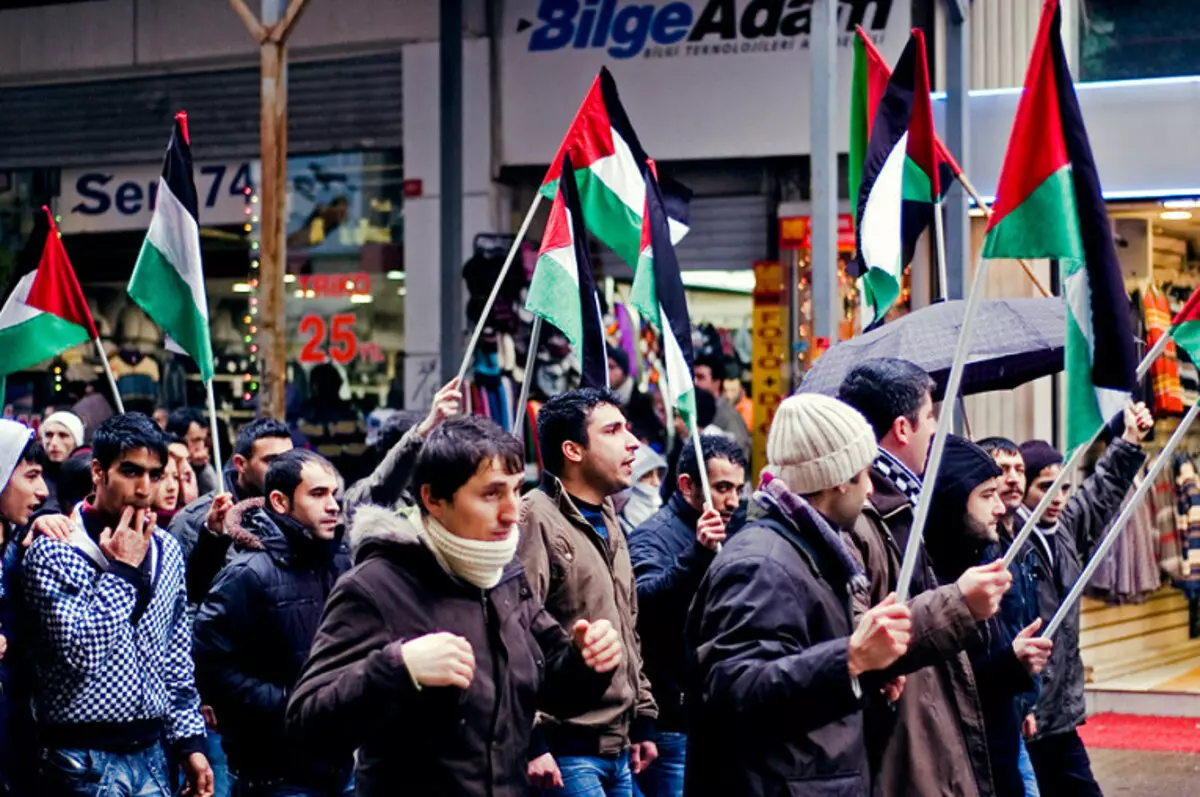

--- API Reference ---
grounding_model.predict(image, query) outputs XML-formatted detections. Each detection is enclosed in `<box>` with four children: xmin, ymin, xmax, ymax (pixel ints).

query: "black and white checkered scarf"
<box><xmin>873</xmin><ymin>449</ymin><xmax>923</xmax><ymax>506</ymax></box>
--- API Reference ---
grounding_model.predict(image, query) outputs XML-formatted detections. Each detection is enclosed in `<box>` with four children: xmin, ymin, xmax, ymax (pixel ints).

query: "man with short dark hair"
<box><xmin>1016</xmin><ymin>404</ymin><xmax>1152</xmax><ymax>797</ymax></box>
<box><xmin>194</xmin><ymin>449</ymin><xmax>351</xmax><ymax>796</ymax></box>
<box><xmin>170</xmin><ymin>417</ymin><xmax>294</xmax><ymax>604</ymax></box>
<box><xmin>692</xmin><ymin>356</ymin><xmax>750</xmax><ymax>456</ymax></box>
<box><xmin>24</xmin><ymin>412</ymin><xmax>212</xmax><ymax>797</ymax></box>
<box><xmin>839</xmin><ymin>358</ymin><xmax>1012</xmax><ymax>797</ymax></box>
<box><xmin>519</xmin><ymin>388</ymin><xmax>659</xmax><ymax>796</ymax></box>
<box><xmin>287</xmin><ymin>416</ymin><xmax>620</xmax><ymax>795</ymax></box>
<box><xmin>628</xmin><ymin>435</ymin><xmax>746</xmax><ymax>797</ymax></box>
<box><xmin>168</xmin><ymin>408</ymin><xmax>218</xmax><ymax>496</ymax></box>
<box><xmin>607</xmin><ymin>349</ymin><xmax>663</xmax><ymax>447</ymax></box>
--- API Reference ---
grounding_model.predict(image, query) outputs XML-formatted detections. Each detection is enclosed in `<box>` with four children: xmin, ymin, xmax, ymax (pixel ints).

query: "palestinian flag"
<box><xmin>128</xmin><ymin>112</ymin><xmax>215</xmax><ymax>381</ymax></box>
<box><xmin>526</xmin><ymin>153</ymin><xmax>609</xmax><ymax>388</ymax></box>
<box><xmin>630</xmin><ymin>161</ymin><xmax>697</xmax><ymax>427</ymax></box>
<box><xmin>982</xmin><ymin>0</ymin><xmax>1135</xmax><ymax>453</ymax></box>
<box><xmin>541</xmin><ymin>67</ymin><xmax>688</xmax><ymax>268</ymax></box>
<box><xmin>0</xmin><ymin>207</ymin><xmax>97</xmax><ymax>379</ymax></box>
<box><xmin>853</xmin><ymin>31</ymin><xmax>952</xmax><ymax>328</ymax></box>
<box><xmin>1171</xmin><ymin>289</ymin><xmax>1200</xmax><ymax>363</ymax></box>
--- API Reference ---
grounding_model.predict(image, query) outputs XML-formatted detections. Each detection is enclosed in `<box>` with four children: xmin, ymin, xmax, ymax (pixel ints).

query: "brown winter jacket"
<box><xmin>518</xmin><ymin>475</ymin><xmax>657</xmax><ymax>755</ymax></box>
<box><xmin>845</xmin><ymin>470</ymin><xmax>993</xmax><ymax>797</ymax></box>
<box><xmin>284</xmin><ymin>505</ymin><xmax>612</xmax><ymax>797</ymax></box>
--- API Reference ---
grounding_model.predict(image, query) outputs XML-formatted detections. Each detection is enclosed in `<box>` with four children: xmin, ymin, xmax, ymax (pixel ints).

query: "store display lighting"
<box><xmin>1162</xmin><ymin>199</ymin><xmax>1200</xmax><ymax>210</ymax></box>
<box><xmin>1160</xmin><ymin>210</ymin><xmax>1193</xmax><ymax>220</ymax></box>
<box><xmin>283</xmin><ymin>274</ymin><xmax>296</xmax><ymax>283</ymax></box>
<box><xmin>397</xmin><ymin>287</ymin><xmax>407</xmax><ymax>296</ymax></box>
<box><xmin>350</xmin><ymin>293</ymin><xmax>373</xmax><ymax>304</ymax></box>
<box><xmin>386</xmin><ymin>270</ymin><xmax>405</xmax><ymax>281</ymax></box>
<box><xmin>232</xmin><ymin>283</ymin><xmax>253</xmax><ymax>293</ymax></box>
<box><xmin>242</xmin><ymin>189</ymin><xmax>261</xmax><ymax>405</ymax></box>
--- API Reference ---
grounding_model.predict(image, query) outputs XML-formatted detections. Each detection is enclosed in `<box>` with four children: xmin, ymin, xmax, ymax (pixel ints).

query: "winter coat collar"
<box><xmin>538</xmin><ymin>473</ymin><xmax>620</xmax><ymax>541</ymax></box>
<box><xmin>225</xmin><ymin>497</ymin><xmax>342</xmax><ymax>569</ymax></box>
<box><xmin>666</xmin><ymin>492</ymin><xmax>701</xmax><ymax>528</ymax></box>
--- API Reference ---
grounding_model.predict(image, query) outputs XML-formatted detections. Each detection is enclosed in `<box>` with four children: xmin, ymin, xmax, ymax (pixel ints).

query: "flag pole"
<box><xmin>953</xmin><ymin>171</ymin><xmax>1050</xmax><ymax>299</ymax></box>
<box><xmin>896</xmin><ymin>256</ymin><xmax>990</xmax><ymax>602</ymax></box>
<box><xmin>1044</xmin><ymin>398</ymin><xmax>1200</xmax><ymax>639</ymax></box>
<box><xmin>1001</xmin><ymin>332</ymin><xmax>1172</xmax><ymax>568</ymax></box>
<box><xmin>933</xmin><ymin>198</ymin><xmax>949</xmax><ymax>301</ymax></box>
<box><xmin>92</xmin><ymin>338</ymin><xmax>126</xmax><ymax>414</ymax></box>
<box><xmin>456</xmin><ymin>195</ymin><xmax>544</xmax><ymax>384</ymax></box>
<box><xmin>205</xmin><ymin>380</ymin><xmax>225</xmax><ymax>496</ymax></box>
<box><xmin>512</xmin><ymin>316</ymin><xmax>543</xmax><ymax>442</ymax></box>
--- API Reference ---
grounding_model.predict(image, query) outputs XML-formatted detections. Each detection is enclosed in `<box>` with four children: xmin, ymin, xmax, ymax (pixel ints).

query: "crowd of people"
<box><xmin>0</xmin><ymin>354</ymin><xmax>1155</xmax><ymax>796</ymax></box>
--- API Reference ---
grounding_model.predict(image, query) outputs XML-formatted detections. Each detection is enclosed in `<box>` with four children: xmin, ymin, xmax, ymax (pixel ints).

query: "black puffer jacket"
<box><xmin>193</xmin><ymin>500</ymin><xmax>351</xmax><ymax>787</ymax></box>
<box><xmin>685</xmin><ymin>493</ymin><xmax>869</xmax><ymax>797</ymax></box>
<box><xmin>285</xmin><ymin>505</ymin><xmax>614</xmax><ymax>797</ymax></box>
<box><xmin>628</xmin><ymin>493</ymin><xmax>715</xmax><ymax>731</ymax></box>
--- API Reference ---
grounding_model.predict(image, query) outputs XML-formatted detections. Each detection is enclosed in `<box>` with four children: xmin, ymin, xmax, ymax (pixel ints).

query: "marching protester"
<box><xmin>287</xmin><ymin>415</ymin><xmax>622</xmax><ymax>795</ymax></box>
<box><xmin>169</xmin><ymin>418</ymin><xmax>294</xmax><ymax>604</ymax></box>
<box><xmin>0</xmin><ymin>420</ymin><xmax>52</xmax><ymax>794</ymax></box>
<box><xmin>168</xmin><ymin>435</ymin><xmax>201</xmax><ymax>509</ymax></box>
<box><xmin>194</xmin><ymin>450</ymin><xmax>353</xmax><ymax>796</ymax></box>
<box><xmin>1015</xmin><ymin>402</ymin><xmax>1152</xmax><ymax>797</ymax></box>
<box><xmin>518</xmin><ymin>389</ymin><xmax>659</xmax><ymax>795</ymax></box>
<box><xmin>607</xmin><ymin>348</ymin><xmax>662</xmax><ymax>446</ymax></box>
<box><xmin>169</xmin><ymin>407</ymin><xmax>219</xmax><ymax>497</ymax></box>
<box><xmin>151</xmin><ymin>437</ymin><xmax>185</xmax><ymax>528</ymax></box>
<box><xmin>628</xmin><ymin>434</ymin><xmax>746</xmax><ymax>797</ymax></box>
<box><xmin>838</xmin><ymin>358</ymin><xmax>1013</xmax><ymax>797</ymax></box>
<box><xmin>23</xmin><ymin>412</ymin><xmax>212</xmax><ymax>797</ymax></box>
<box><xmin>926</xmin><ymin>436</ymin><xmax>1054</xmax><ymax>797</ymax></box>
<box><xmin>684</xmin><ymin>393</ymin><xmax>913</xmax><ymax>796</ymax></box>
<box><xmin>39</xmin><ymin>411</ymin><xmax>85</xmax><ymax>511</ymax></box>
<box><xmin>692</xmin><ymin>356</ymin><xmax>751</xmax><ymax>456</ymax></box>
<box><xmin>614</xmin><ymin>445</ymin><xmax>667</xmax><ymax>534</ymax></box>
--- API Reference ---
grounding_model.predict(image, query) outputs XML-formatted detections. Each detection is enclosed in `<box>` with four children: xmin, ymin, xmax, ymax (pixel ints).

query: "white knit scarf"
<box><xmin>417</xmin><ymin>513</ymin><xmax>519</xmax><ymax>589</ymax></box>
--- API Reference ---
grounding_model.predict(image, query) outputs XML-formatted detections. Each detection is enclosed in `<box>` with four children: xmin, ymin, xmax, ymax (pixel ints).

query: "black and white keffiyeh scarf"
<box><xmin>873</xmin><ymin>448</ymin><xmax>922</xmax><ymax>506</ymax></box>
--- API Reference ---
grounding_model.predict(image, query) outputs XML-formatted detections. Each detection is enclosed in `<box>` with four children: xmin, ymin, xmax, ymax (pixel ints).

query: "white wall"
<box><xmin>0</xmin><ymin>0</ymin><xmax>486</xmax><ymax>82</ymax></box>
<box><xmin>402</xmin><ymin>37</ymin><xmax>498</xmax><ymax>410</ymax></box>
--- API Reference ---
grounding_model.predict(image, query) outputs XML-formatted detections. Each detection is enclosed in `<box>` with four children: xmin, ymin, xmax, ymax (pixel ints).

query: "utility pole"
<box><xmin>440</xmin><ymin>0</ymin><xmax>464</xmax><ymax>382</ymax></box>
<box><xmin>229</xmin><ymin>0</ymin><xmax>310</xmax><ymax>419</ymax></box>
<box><xmin>810</xmin><ymin>0</ymin><xmax>839</xmax><ymax>346</ymax></box>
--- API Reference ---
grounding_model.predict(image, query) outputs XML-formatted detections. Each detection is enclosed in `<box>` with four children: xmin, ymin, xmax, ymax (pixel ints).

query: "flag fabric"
<box><xmin>852</xmin><ymin>31</ymin><xmax>952</xmax><ymax>328</ymax></box>
<box><xmin>982</xmin><ymin>0</ymin><xmax>1136</xmax><ymax>452</ymax></box>
<box><xmin>630</xmin><ymin>162</ymin><xmax>697</xmax><ymax>427</ymax></box>
<box><xmin>0</xmin><ymin>206</ymin><xmax>97</xmax><ymax>378</ymax></box>
<box><xmin>1171</xmin><ymin>289</ymin><xmax>1200</xmax><ymax>364</ymax></box>
<box><xmin>541</xmin><ymin>67</ymin><xmax>688</xmax><ymax>268</ymax></box>
<box><xmin>526</xmin><ymin>154</ymin><xmax>609</xmax><ymax>388</ymax></box>
<box><xmin>128</xmin><ymin>112</ymin><xmax>215</xmax><ymax>381</ymax></box>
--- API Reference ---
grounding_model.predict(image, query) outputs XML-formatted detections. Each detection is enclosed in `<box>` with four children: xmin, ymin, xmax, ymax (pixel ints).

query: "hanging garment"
<box><xmin>1176</xmin><ymin>472</ymin><xmax>1200</xmax><ymax>580</ymax></box>
<box><xmin>1143</xmin><ymin>289</ymin><xmax>1184</xmax><ymax>415</ymax></box>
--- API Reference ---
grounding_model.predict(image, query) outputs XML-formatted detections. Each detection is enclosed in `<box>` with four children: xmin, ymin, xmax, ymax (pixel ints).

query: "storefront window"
<box><xmin>1079</xmin><ymin>0</ymin><xmax>1200</xmax><ymax>81</ymax></box>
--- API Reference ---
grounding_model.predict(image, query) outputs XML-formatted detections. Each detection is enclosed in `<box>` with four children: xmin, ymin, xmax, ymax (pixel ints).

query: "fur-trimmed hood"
<box><xmin>223</xmin><ymin>497</ymin><xmax>272</xmax><ymax>552</ymax></box>
<box><xmin>348</xmin><ymin>503</ymin><xmax>422</xmax><ymax>562</ymax></box>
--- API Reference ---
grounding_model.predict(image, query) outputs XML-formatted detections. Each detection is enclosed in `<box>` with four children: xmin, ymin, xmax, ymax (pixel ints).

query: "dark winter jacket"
<box><xmin>285</xmin><ymin>505</ymin><xmax>613</xmax><ymax>797</ymax></box>
<box><xmin>168</xmin><ymin>466</ymin><xmax>243</xmax><ymax>604</ymax></box>
<box><xmin>0</xmin><ymin>524</ymin><xmax>36</xmax><ymax>794</ymax></box>
<box><xmin>846</xmin><ymin>469</ymin><xmax>991</xmax><ymax>797</ymax></box>
<box><xmin>340</xmin><ymin>425</ymin><xmax>423</xmax><ymax>528</ymax></box>
<box><xmin>193</xmin><ymin>500</ymin><xmax>352</xmax><ymax>787</ymax></box>
<box><xmin>997</xmin><ymin>515</ymin><xmax>1042</xmax><ymax>721</ymax></box>
<box><xmin>628</xmin><ymin>492</ymin><xmax>716</xmax><ymax>732</ymax></box>
<box><xmin>684</xmin><ymin>491</ymin><xmax>868</xmax><ymax>797</ymax></box>
<box><xmin>1014</xmin><ymin>437</ymin><xmax>1145</xmax><ymax>740</ymax></box>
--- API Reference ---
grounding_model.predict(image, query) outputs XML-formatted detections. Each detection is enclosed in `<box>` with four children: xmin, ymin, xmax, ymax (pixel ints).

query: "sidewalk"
<box><xmin>1092</xmin><ymin>747</ymin><xmax>1200</xmax><ymax>796</ymax></box>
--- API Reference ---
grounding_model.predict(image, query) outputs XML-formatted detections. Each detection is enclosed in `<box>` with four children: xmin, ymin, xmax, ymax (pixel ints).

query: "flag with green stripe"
<box><xmin>128</xmin><ymin>112</ymin><xmax>214</xmax><ymax>381</ymax></box>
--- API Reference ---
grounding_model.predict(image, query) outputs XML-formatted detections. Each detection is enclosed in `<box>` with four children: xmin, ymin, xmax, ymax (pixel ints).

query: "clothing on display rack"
<box><xmin>1142</xmin><ymin>288</ymin><xmax>1184</xmax><ymax>415</ymax></box>
<box><xmin>1085</xmin><ymin>468</ymin><xmax>1164</xmax><ymax>604</ymax></box>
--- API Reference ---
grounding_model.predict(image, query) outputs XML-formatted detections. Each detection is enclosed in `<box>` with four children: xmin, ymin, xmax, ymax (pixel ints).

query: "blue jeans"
<box><xmin>38</xmin><ymin>745</ymin><xmax>171</xmax><ymax>797</ymax></box>
<box><xmin>547</xmin><ymin>752</ymin><xmax>634</xmax><ymax>797</ymax></box>
<box><xmin>228</xmin><ymin>770</ymin><xmax>354</xmax><ymax>797</ymax></box>
<box><xmin>1017</xmin><ymin>737</ymin><xmax>1041</xmax><ymax>797</ymax></box>
<box><xmin>634</xmin><ymin>732</ymin><xmax>685</xmax><ymax>797</ymax></box>
<box><xmin>207</xmin><ymin>730</ymin><xmax>232</xmax><ymax>797</ymax></box>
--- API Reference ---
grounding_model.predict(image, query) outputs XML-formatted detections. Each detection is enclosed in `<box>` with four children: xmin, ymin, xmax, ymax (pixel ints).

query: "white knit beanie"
<box><xmin>767</xmin><ymin>394</ymin><xmax>878</xmax><ymax>494</ymax></box>
<box><xmin>43</xmin><ymin>411</ymin><xmax>85</xmax><ymax>450</ymax></box>
<box><xmin>0</xmin><ymin>419</ymin><xmax>34</xmax><ymax>493</ymax></box>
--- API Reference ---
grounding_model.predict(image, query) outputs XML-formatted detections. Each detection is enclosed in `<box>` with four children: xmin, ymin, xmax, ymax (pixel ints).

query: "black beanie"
<box><xmin>1019</xmin><ymin>440</ymin><xmax>1063</xmax><ymax>486</ymax></box>
<box><xmin>927</xmin><ymin>435</ymin><xmax>1004</xmax><ymax>576</ymax></box>
<box><xmin>608</xmin><ymin>346</ymin><xmax>630</xmax><ymax>379</ymax></box>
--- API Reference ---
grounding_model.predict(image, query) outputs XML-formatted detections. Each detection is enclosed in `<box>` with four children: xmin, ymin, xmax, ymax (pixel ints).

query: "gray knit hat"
<box><xmin>768</xmin><ymin>394</ymin><xmax>877</xmax><ymax>494</ymax></box>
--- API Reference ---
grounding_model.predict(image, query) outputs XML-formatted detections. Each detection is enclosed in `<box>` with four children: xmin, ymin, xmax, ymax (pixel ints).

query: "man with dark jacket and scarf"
<box><xmin>1015</xmin><ymin>400</ymin><xmax>1152</xmax><ymax>797</ymax></box>
<box><xmin>286</xmin><ymin>416</ymin><xmax>621</xmax><ymax>796</ymax></box>
<box><xmin>926</xmin><ymin>436</ymin><xmax>1054</xmax><ymax>797</ymax></box>
<box><xmin>838</xmin><ymin>358</ymin><xmax>1013</xmax><ymax>797</ymax></box>
<box><xmin>685</xmin><ymin>393</ymin><xmax>912</xmax><ymax>797</ymax></box>
<box><xmin>169</xmin><ymin>418</ymin><xmax>293</xmax><ymax>605</ymax></box>
<box><xmin>628</xmin><ymin>434</ymin><xmax>746</xmax><ymax>797</ymax></box>
<box><xmin>194</xmin><ymin>449</ymin><xmax>351</xmax><ymax>795</ymax></box>
<box><xmin>519</xmin><ymin>389</ymin><xmax>659</xmax><ymax>795</ymax></box>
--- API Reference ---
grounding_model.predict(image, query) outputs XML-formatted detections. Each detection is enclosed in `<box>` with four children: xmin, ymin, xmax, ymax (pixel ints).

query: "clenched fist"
<box><xmin>417</xmin><ymin>379</ymin><xmax>464</xmax><ymax>437</ymax></box>
<box><xmin>957</xmin><ymin>558</ymin><xmax>1012</xmax><ymax>621</ymax></box>
<box><xmin>848</xmin><ymin>594</ymin><xmax>912</xmax><ymax>677</ymax></box>
<box><xmin>695</xmin><ymin>508</ymin><xmax>727</xmax><ymax>551</ymax></box>
<box><xmin>399</xmin><ymin>632</ymin><xmax>476</xmax><ymax>689</ymax></box>
<box><xmin>1013</xmin><ymin>618</ymin><xmax>1053</xmax><ymax>675</ymax></box>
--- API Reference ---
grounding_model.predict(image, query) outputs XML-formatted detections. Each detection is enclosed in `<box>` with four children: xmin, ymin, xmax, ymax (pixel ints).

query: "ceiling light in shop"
<box><xmin>1162</xmin><ymin>199</ymin><xmax>1200</xmax><ymax>210</ymax></box>
<box><xmin>1160</xmin><ymin>210</ymin><xmax>1193</xmax><ymax>221</ymax></box>
<box><xmin>397</xmin><ymin>287</ymin><xmax>407</xmax><ymax>296</ymax></box>
<box><xmin>283</xmin><ymin>274</ymin><xmax>297</xmax><ymax>283</ymax></box>
<box><xmin>293</xmin><ymin>289</ymin><xmax>305</xmax><ymax>298</ymax></box>
<box><xmin>968</xmin><ymin>207</ymin><xmax>987</xmax><ymax>218</ymax></box>
<box><xmin>350</xmin><ymin>293</ymin><xmax>374</xmax><ymax>304</ymax></box>
<box><xmin>679</xmin><ymin>270</ymin><xmax>756</xmax><ymax>294</ymax></box>
<box><xmin>232</xmin><ymin>283</ymin><xmax>252</xmax><ymax>293</ymax></box>
<box><xmin>386</xmin><ymin>270</ymin><xmax>405</xmax><ymax>281</ymax></box>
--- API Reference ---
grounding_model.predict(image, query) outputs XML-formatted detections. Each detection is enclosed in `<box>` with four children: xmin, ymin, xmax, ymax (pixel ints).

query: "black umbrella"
<box><xmin>798</xmin><ymin>298</ymin><xmax>1065</xmax><ymax>401</ymax></box>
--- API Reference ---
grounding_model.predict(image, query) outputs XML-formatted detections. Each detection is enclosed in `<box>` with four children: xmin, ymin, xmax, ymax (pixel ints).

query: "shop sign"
<box><xmin>779</xmin><ymin>214</ymin><xmax>856</xmax><ymax>251</ymax></box>
<box><xmin>750</xmin><ymin>259</ymin><xmax>788</xmax><ymax>475</ymax></box>
<box><xmin>296</xmin><ymin>312</ymin><xmax>385</xmax><ymax>365</ymax></box>
<box><xmin>501</xmin><ymin>0</ymin><xmax>909</xmax><ymax>163</ymax></box>
<box><xmin>59</xmin><ymin>161</ymin><xmax>253</xmax><ymax>233</ymax></box>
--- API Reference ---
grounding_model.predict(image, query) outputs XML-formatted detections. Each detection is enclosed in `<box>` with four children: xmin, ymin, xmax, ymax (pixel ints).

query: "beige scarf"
<box><xmin>417</xmin><ymin>513</ymin><xmax>519</xmax><ymax>589</ymax></box>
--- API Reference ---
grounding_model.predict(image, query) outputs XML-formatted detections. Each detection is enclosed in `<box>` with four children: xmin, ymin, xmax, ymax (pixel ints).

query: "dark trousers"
<box><xmin>1026</xmin><ymin>729</ymin><xmax>1104</xmax><ymax>797</ymax></box>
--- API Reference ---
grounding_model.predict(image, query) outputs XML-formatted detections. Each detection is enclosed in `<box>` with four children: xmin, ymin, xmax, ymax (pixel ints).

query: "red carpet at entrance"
<box><xmin>1078</xmin><ymin>713</ymin><xmax>1200</xmax><ymax>753</ymax></box>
